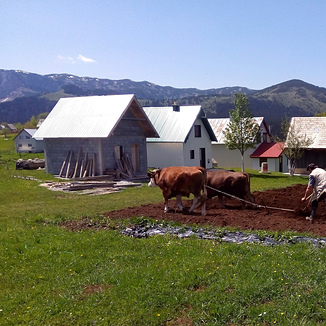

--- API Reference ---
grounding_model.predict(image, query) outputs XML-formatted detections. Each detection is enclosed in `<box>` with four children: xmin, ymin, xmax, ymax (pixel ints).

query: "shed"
<box><xmin>14</xmin><ymin>129</ymin><xmax>44</xmax><ymax>153</ymax></box>
<box><xmin>143</xmin><ymin>105</ymin><xmax>216</xmax><ymax>169</ymax></box>
<box><xmin>33</xmin><ymin>94</ymin><xmax>159</xmax><ymax>177</ymax></box>
<box><xmin>208</xmin><ymin>117</ymin><xmax>272</xmax><ymax>169</ymax></box>
<box><xmin>286</xmin><ymin>117</ymin><xmax>326</xmax><ymax>172</ymax></box>
<box><xmin>250</xmin><ymin>142</ymin><xmax>286</xmax><ymax>172</ymax></box>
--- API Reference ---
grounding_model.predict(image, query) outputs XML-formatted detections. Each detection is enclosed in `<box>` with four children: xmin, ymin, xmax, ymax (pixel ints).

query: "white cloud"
<box><xmin>77</xmin><ymin>54</ymin><xmax>96</xmax><ymax>63</ymax></box>
<box><xmin>57</xmin><ymin>54</ymin><xmax>96</xmax><ymax>64</ymax></box>
<box><xmin>57</xmin><ymin>55</ymin><xmax>76</xmax><ymax>64</ymax></box>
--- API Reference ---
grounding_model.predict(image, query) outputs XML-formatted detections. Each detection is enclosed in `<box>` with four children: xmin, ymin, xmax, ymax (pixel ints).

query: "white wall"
<box><xmin>250</xmin><ymin>156</ymin><xmax>289</xmax><ymax>173</ymax></box>
<box><xmin>211</xmin><ymin>143</ymin><xmax>254</xmax><ymax>169</ymax></box>
<box><xmin>146</xmin><ymin>142</ymin><xmax>184</xmax><ymax>168</ymax></box>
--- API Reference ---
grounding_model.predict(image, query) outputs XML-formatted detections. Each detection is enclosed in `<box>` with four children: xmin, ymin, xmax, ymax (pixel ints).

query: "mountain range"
<box><xmin>1</xmin><ymin>69</ymin><xmax>326</xmax><ymax>136</ymax></box>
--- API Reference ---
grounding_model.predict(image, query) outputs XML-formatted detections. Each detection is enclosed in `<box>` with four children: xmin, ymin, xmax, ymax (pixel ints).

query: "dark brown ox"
<box><xmin>206</xmin><ymin>169</ymin><xmax>254</xmax><ymax>208</ymax></box>
<box><xmin>148</xmin><ymin>166</ymin><xmax>207</xmax><ymax>216</ymax></box>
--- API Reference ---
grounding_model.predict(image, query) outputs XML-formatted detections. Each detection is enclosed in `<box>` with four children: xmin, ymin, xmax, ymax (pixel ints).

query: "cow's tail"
<box><xmin>199</xmin><ymin>167</ymin><xmax>207</xmax><ymax>206</ymax></box>
<box><xmin>244</xmin><ymin>172</ymin><xmax>255</xmax><ymax>204</ymax></box>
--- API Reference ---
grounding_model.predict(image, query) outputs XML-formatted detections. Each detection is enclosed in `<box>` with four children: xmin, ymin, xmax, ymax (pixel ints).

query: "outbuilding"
<box><xmin>33</xmin><ymin>94</ymin><xmax>159</xmax><ymax>177</ymax></box>
<box><xmin>250</xmin><ymin>142</ymin><xmax>286</xmax><ymax>172</ymax></box>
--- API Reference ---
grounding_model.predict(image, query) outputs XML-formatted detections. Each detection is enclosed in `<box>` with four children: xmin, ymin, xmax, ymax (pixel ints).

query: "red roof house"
<box><xmin>250</xmin><ymin>142</ymin><xmax>286</xmax><ymax>172</ymax></box>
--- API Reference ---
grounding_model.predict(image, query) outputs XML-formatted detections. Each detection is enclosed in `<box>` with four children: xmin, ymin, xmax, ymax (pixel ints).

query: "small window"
<box><xmin>194</xmin><ymin>125</ymin><xmax>201</xmax><ymax>137</ymax></box>
<box><xmin>28</xmin><ymin>144</ymin><xmax>32</xmax><ymax>147</ymax></box>
<box><xmin>18</xmin><ymin>144</ymin><xmax>22</xmax><ymax>147</ymax></box>
<box><xmin>26</xmin><ymin>136</ymin><xmax>31</xmax><ymax>139</ymax></box>
<box><xmin>262</xmin><ymin>132</ymin><xmax>267</xmax><ymax>142</ymax></box>
<box><xmin>190</xmin><ymin>150</ymin><xmax>195</xmax><ymax>159</ymax></box>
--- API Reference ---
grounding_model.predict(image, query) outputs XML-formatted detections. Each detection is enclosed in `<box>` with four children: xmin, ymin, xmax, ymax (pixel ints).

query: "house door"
<box><xmin>200</xmin><ymin>148</ymin><xmax>206</xmax><ymax>168</ymax></box>
<box><xmin>279</xmin><ymin>156</ymin><xmax>283</xmax><ymax>172</ymax></box>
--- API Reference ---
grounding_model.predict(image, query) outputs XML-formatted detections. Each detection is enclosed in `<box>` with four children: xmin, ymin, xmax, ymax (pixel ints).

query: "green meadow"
<box><xmin>2</xmin><ymin>134</ymin><xmax>326</xmax><ymax>326</ymax></box>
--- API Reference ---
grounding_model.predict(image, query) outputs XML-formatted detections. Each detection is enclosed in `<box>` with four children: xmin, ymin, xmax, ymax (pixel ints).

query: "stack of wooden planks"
<box><xmin>114</xmin><ymin>153</ymin><xmax>135</xmax><ymax>179</ymax></box>
<box><xmin>59</xmin><ymin>148</ymin><xmax>96</xmax><ymax>179</ymax></box>
<box><xmin>59</xmin><ymin>149</ymin><xmax>136</xmax><ymax>179</ymax></box>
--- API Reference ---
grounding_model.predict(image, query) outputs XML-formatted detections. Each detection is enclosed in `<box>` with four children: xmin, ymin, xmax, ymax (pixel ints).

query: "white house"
<box><xmin>143</xmin><ymin>104</ymin><xmax>217</xmax><ymax>169</ymax></box>
<box><xmin>208</xmin><ymin>117</ymin><xmax>275</xmax><ymax>170</ymax></box>
<box><xmin>14</xmin><ymin>129</ymin><xmax>44</xmax><ymax>153</ymax></box>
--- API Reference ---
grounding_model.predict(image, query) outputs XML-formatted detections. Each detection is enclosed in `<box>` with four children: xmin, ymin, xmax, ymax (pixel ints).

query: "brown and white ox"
<box><xmin>206</xmin><ymin>169</ymin><xmax>254</xmax><ymax>208</ymax></box>
<box><xmin>147</xmin><ymin>166</ymin><xmax>207</xmax><ymax>216</ymax></box>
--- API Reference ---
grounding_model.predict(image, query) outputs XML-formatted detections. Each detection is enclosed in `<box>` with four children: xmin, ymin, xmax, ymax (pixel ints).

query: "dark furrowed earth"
<box><xmin>66</xmin><ymin>184</ymin><xmax>326</xmax><ymax>237</ymax></box>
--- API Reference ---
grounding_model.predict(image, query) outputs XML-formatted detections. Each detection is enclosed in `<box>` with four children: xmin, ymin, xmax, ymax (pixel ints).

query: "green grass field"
<box><xmin>2</xmin><ymin>134</ymin><xmax>326</xmax><ymax>325</ymax></box>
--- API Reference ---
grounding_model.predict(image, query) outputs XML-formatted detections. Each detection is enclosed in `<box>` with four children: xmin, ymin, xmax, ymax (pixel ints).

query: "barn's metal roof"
<box><xmin>208</xmin><ymin>117</ymin><xmax>265</xmax><ymax>143</ymax></box>
<box><xmin>288</xmin><ymin>117</ymin><xmax>326</xmax><ymax>149</ymax></box>
<box><xmin>33</xmin><ymin>94</ymin><xmax>158</xmax><ymax>138</ymax></box>
<box><xmin>143</xmin><ymin>105</ymin><xmax>216</xmax><ymax>142</ymax></box>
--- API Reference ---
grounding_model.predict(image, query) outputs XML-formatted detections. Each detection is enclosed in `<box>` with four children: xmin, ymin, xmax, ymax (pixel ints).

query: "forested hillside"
<box><xmin>1</xmin><ymin>69</ymin><xmax>326</xmax><ymax>137</ymax></box>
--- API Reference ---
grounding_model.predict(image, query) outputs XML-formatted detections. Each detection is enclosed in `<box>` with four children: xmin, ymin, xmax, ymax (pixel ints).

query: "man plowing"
<box><xmin>301</xmin><ymin>163</ymin><xmax>326</xmax><ymax>222</ymax></box>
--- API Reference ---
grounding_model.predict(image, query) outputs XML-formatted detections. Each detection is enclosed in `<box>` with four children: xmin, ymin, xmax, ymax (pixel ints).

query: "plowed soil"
<box><xmin>102</xmin><ymin>184</ymin><xmax>326</xmax><ymax>237</ymax></box>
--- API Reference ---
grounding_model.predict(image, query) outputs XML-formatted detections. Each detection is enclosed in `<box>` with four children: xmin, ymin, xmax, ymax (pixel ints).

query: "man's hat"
<box><xmin>307</xmin><ymin>163</ymin><xmax>317</xmax><ymax>171</ymax></box>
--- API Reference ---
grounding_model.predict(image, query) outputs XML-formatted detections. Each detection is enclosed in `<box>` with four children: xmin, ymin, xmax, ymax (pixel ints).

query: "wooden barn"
<box><xmin>143</xmin><ymin>104</ymin><xmax>216</xmax><ymax>169</ymax></box>
<box><xmin>33</xmin><ymin>94</ymin><xmax>159</xmax><ymax>177</ymax></box>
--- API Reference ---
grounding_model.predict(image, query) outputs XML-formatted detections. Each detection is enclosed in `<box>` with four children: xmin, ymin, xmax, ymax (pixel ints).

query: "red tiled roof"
<box><xmin>250</xmin><ymin>142</ymin><xmax>284</xmax><ymax>158</ymax></box>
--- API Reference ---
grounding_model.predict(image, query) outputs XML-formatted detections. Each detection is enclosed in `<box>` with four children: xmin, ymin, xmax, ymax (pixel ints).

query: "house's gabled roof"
<box><xmin>250</xmin><ymin>142</ymin><xmax>284</xmax><ymax>158</ymax></box>
<box><xmin>33</xmin><ymin>94</ymin><xmax>159</xmax><ymax>139</ymax></box>
<box><xmin>208</xmin><ymin>117</ymin><xmax>269</xmax><ymax>143</ymax></box>
<box><xmin>143</xmin><ymin>105</ymin><xmax>216</xmax><ymax>142</ymax></box>
<box><xmin>14</xmin><ymin>128</ymin><xmax>43</xmax><ymax>141</ymax></box>
<box><xmin>7</xmin><ymin>124</ymin><xmax>17</xmax><ymax>131</ymax></box>
<box><xmin>287</xmin><ymin>117</ymin><xmax>326</xmax><ymax>149</ymax></box>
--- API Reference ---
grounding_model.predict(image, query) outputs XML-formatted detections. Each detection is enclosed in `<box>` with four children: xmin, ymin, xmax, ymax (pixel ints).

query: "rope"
<box><xmin>206</xmin><ymin>185</ymin><xmax>296</xmax><ymax>212</ymax></box>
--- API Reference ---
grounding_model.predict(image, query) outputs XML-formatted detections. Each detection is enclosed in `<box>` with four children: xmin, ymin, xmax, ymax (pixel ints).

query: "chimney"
<box><xmin>172</xmin><ymin>101</ymin><xmax>180</xmax><ymax>112</ymax></box>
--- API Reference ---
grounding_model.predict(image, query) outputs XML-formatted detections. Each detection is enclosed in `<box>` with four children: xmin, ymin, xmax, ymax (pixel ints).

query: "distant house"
<box><xmin>33</xmin><ymin>94</ymin><xmax>158</xmax><ymax>176</ymax></box>
<box><xmin>14</xmin><ymin>129</ymin><xmax>44</xmax><ymax>153</ymax></box>
<box><xmin>250</xmin><ymin>142</ymin><xmax>287</xmax><ymax>172</ymax></box>
<box><xmin>208</xmin><ymin>117</ymin><xmax>277</xmax><ymax>170</ymax></box>
<box><xmin>7</xmin><ymin>124</ymin><xmax>17</xmax><ymax>133</ymax></box>
<box><xmin>143</xmin><ymin>104</ymin><xmax>217</xmax><ymax>169</ymax></box>
<box><xmin>286</xmin><ymin>117</ymin><xmax>326</xmax><ymax>173</ymax></box>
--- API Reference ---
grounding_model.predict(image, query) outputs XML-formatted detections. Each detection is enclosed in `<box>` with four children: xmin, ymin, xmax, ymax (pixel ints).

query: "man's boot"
<box><xmin>306</xmin><ymin>208</ymin><xmax>316</xmax><ymax>222</ymax></box>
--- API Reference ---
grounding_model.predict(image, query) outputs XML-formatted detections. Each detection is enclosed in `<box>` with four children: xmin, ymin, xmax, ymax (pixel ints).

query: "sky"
<box><xmin>1</xmin><ymin>0</ymin><xmax>326</xmax><ymax>90</ymax></box>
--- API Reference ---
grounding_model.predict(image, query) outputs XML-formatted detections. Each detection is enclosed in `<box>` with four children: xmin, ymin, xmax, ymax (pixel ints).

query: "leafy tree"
<box><xmin>22</xmin><ymin>112</ymin><xmax>48</xmax><ymax>129</ymax></box>
<box><xmin>0</xmin><ymin>127</ymin><xmax>10</xmax><ymax>138</ymax></box>
<box><xmin>277</xmin><ymin>117</ymin><xmax>314</xmax><ymax>176</ymax></box>
<box><xmin>315</xmin><ymin>112</ymin><xmax>326</xmax><ymax>117</ymax></box>
<box><xmin>37</xmin><ymin>112</ymin><xmax>49</xmax><ymax>120</ymax></box>
<box><xmin>14</xmin><ymin>122</ymin><xmax>23</xmax><ymax>132</ymax></box>
<box><xmin>223</xmin><ymin>93</ymin><xmax>259</xmax><ymax>171</ymax></box>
